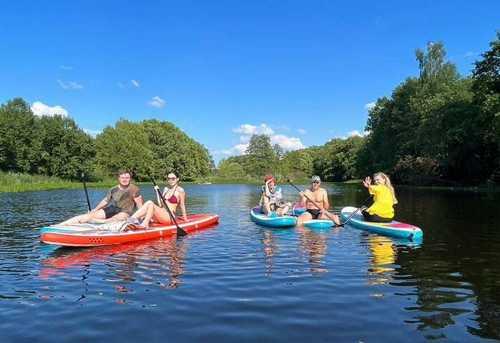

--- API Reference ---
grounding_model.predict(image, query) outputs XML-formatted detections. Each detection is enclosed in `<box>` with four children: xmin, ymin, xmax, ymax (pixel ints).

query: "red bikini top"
<box><xmin>164</xmin><ymin>186</ymin><xmax>179</xmax><ymax>204</ymax></box>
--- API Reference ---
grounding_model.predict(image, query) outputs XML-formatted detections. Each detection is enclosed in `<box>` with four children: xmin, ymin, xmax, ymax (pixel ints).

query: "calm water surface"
<box><xmin>1</xmin><ymin>184</ymin><xmax>499</xmax><ymax>342</ymax></box>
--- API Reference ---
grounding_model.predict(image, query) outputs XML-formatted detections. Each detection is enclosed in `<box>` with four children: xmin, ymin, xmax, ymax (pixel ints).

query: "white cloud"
<box><xmin>297</xmin><ymin>128</ymin><xmax>307</xmax><ymax>135</ymax></box>
<box><xmin>233</xmin><ymin>123</ymin><xmax>274</xmax><ymax>136</ymax></box>
<box><xmin>364</xmin><ymin>102</ymin><xmax>376</xmax><ymax>111</ymax></box>
<box><xmin>131</xmin><ymin>79</ymin><xmax>140</xmax><ymax>88</ymax></box>
<box><xmin>30</xmin><ymin>101</ymin><xmax>68</xmax><ymax>117</ymax></box>
<box><xmin>220</xmin><ymin>143</ymin><xmax>249</xmax><ymax>156</ymax></box>
<box><xmin>59</xmin><ymin>65</ymin><xmax>73</xmax><ymax>70</ymax></box>
<box><xmin>83</xmin><ymin>128</ymin><xmax>102</xmax><ymax>137</ymax></box>
<box><xmin>223</xmin><ymin>123</ymin><xmax>305</xmax><ymax>157</ymax></box>
<box><xmin>271</xmin><ymin>134</ymin><xmax>305</xmax><ymax>150</ymax></box>
<box><xmin>347</xmin><ymin>130</ymin><xmax>368</xmax><ymax>137</ymax></box>
<box><xmin>148</xmin><ymin>96</ymin><xmax>166</xmax><ymax>108</ymax></box>
<box><xmin>57</xmin><ymin>79</ymin><xmax>83</xmax><ymax>90</ymax></box>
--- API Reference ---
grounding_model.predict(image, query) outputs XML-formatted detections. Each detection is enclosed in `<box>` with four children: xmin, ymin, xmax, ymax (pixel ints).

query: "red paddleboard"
<box><xmin>40</xmin><ymin>213</ymin><xmax>219</xmax><ymax>247</ymax></box>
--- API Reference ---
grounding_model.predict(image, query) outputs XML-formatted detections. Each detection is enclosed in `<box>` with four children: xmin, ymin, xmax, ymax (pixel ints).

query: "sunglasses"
<box><xmin>312</xmin><ymin>181</ymin><xmax>320</xmax><ymax>184</ymax></box>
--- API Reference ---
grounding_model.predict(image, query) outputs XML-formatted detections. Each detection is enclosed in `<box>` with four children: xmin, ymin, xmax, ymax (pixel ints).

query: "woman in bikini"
<box><xmin>128</xmin><ymin>172</ymin><xmax>188</xmax><ymax>228</ymax></box>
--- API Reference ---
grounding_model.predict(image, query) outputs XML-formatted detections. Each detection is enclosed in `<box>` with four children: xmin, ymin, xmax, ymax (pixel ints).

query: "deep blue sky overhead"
<box><xmin>1</xmin><ymin>1</ymin><xmax>499</xmax><ymax>163</ymax></box>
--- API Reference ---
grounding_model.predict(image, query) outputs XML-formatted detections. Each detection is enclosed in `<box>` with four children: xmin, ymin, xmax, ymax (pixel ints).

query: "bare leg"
<box><xmin>131</xmin><ymin>200</ymin><xmax>155</xmax><ymax>220</ymax></box>
<box><xmin>146</xmin><ymin>205</ymin><xmax>173</xmax><ymax>227</ymax></box>
<box><xmin>104</xmin><ymin>212</ymin><xmax>129</xmax><ymax>223</ymax></box>
<box><xmin>141</xmin><ymin>202</ymin><xmax>157</xmax><ymax>228</ymax></box>
<box><xmin>297</xmin><ymin>212</ymin><xmax>313</xmax><ymax>226</ymax></box>
<box><xmin>61</xmin><ymin>209</ymin><xmax>106</xmax><ymax>225</ymax></box>
<box><xmin>277</xmin><ymin>204</ymin><xmax>290</xmax><ymax>216</ymax></box>
<box><xmin>319</xmin><ymin>212</ymin><xmax>340</xmax><ymax>226</ymax></box>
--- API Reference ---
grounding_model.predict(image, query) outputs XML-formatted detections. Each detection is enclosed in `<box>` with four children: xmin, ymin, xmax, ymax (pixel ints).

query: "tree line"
<box><xmin>1</xmin><ymin>34</ymin><xmax>498</xmax><ymax>186</ymax></box>
<box><xmin>218</xmin><ymin>34</ymin><xmax>500</xmax><ymax>186</ymax></box>
<box><xmin>0</xmin><ymin>99</ymin><xmax>213</xmax><ymax>181</ymax></box>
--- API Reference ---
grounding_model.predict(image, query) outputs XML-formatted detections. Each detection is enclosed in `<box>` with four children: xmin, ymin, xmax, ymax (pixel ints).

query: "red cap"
<box><xmin>264</xmin><ymin>174</ymin><xmax>275</xmax><ymax>183</ymax></box>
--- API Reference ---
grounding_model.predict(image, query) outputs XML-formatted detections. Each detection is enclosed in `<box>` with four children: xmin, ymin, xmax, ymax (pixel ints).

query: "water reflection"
<box><xmin>367</xmin><ymin>236</ymin><xmax>396</xmax><ymax>285</ymax></box>
<box><xmin>296</xmin><ymin>226</ymin><xmax>331</xmax><ymax>274</ymax></box>
<box><xmin>39</xmin><ymin>235</ymin><xmax>208</xmax><ymax>290</ymax></box>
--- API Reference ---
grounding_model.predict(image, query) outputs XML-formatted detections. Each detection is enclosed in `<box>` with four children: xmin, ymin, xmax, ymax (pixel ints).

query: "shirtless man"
<box><xmin>61</xmin><ymin>170</ymin><xmax>143</xmax><ymax>225</ymax></box>
<box><xmin>296</xmin><ymin>175</ymin><xmax>341</xmax><ymax>226</ymax></box>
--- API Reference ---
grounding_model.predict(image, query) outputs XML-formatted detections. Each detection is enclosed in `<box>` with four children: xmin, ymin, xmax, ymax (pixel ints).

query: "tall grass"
<box><xmin>0</xmin><ymin>172</ymin><xmax>115</xmax><ymax>193</ymax></box>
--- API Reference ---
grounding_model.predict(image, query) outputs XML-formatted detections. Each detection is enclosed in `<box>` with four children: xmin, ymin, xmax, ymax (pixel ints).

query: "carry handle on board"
<box><xmin>148</xmin><ymin>174</ymin><xmax>187</xmax><ymax>237</ymax></box>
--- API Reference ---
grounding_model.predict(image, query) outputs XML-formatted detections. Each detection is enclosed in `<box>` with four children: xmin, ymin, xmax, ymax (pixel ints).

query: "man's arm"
<box><xmin>92</xmin><ymin>198</ymin><xmax>108</xmax><ymax>213</ymax></box>
<box><xmin>322</xmin><ymin>189</ymin><xmax>330</xmax><ymax>210</ymax></box>
<box><xmin>299</xmin><ymin>190</ymin><xmax>308</xmax><ymax>207</ymax></box>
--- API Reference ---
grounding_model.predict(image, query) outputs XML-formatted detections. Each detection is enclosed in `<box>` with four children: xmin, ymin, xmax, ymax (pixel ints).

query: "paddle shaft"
<box><xmin>287</xmin><ymin>180</ymin><xmax>340</xmax><ymax>224</ymax></box>
<box><xmin>81</xmin><ymin>173</ymin><xmax>92</xmax><ymax>212</ymax></box>
<box><xmin>149</xmin><ymin>175</ymin><xmax>187</xmax><ymax>237</ymax></box>
<box><xmin>339</xmin><ymin>196</ymin><xmax>372</xmax><ymax>226</ymax></box>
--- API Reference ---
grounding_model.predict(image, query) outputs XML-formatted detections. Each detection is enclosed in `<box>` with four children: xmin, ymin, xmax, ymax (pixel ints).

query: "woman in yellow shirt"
<box><xmin>361</xmin><ymin>172</ymin><xmax>398</xmax><ymax>222</ymax></box>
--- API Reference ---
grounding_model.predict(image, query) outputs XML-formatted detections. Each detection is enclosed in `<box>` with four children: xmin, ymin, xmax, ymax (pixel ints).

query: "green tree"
<box><xmin>37</xmin><ymin>115</ymin><xmax>95</xmax><ymax>179</ymax></box>
<box><xmin>217</xmin><ymin>159</ymin><xmax>246</xmax><ymax>179</ymax></box>
<box><xmin>472</xmin><ymin>32</ymin><xmax>500</xmax><ymax>180</ymax></box>
<box><xmin>0</xmin><ymin>98</ymin><xmax>40</xmax><ymax>173</ymax></box>
<box><xmin>95</xmin><ymin>120</ymin><xmax>154</xmax><ymax>178</ymax></box>
<box><xmin>245</xmin><ymin>134</ymin><xmax>277</xmax><ymax>177</ymax></box>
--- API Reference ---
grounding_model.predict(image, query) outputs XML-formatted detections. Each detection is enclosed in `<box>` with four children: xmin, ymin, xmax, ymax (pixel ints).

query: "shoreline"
<box><xmin>1</xmin><ymin>174</ymin><xmax>499</xmax><ymax>193</ymax></box>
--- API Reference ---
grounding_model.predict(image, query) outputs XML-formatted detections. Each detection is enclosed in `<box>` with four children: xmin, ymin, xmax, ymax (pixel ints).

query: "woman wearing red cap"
<box><xmin>260</xmin><ymin>175</ymin><xmax>291</xmax><ymax>217</ymax></box>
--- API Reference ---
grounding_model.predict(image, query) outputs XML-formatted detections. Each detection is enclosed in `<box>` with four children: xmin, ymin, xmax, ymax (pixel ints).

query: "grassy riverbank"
<box><xmin>0</xmin><ymin>172</ymin><xmax>116</xmax><ymax>193</ymax></box>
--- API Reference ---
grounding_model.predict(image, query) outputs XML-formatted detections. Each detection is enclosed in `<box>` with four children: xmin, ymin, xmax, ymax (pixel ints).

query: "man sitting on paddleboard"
<box><xmin>361</xmin><ymin>172</ymin><xmax>397</xmax><ymax>222</ymax></box>
<box><xmin>260</xmin><ymin>175</ymin><xmax>291</xmax><ymax>217</ymax></box>
<box><xmin>61</xmin><ymin>170</ymin><xmax>143</xmax><ymax>225</ymax></box>
<box><xmin>296</xmin><ymin>175</ymin><xmax>340</xmax><ymax>226</ymax></box>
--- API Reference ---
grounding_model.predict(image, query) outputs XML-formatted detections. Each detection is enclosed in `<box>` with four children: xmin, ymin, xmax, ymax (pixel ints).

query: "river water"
<box><xmin>0</xmin><ymin>184</ymin><xmax>499</xmax><ymax>342</ymax></box>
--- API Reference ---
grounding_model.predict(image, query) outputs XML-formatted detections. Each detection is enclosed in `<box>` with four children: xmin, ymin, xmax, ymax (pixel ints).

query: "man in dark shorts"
<box><xmin>61</xmin><ymin>170</ymin><xmax>143</xmax><ymax>225</ymax></box>
<box><xmin>296</xmin><ymin>175</ymin><xmax>341</xmax><ymax>226</ymax></box>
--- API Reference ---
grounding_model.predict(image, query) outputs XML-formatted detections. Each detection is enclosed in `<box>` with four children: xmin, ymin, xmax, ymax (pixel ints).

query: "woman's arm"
<box><xmin>179</xmin><ymin>190</ymin><xmax>188</xmax><ymax>220</ymax></box>
<box><xmin>156</xmin><ymin>187</ymin><xmax>166</xmax><ymax>207</ymax></box>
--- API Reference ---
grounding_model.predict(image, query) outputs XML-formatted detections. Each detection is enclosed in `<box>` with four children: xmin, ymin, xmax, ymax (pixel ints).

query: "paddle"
<box><xmin>149</xmin><ymin>174</ymin><xmax>187</xmax><ymax>237</ymax></box>
<box><xmin>81</xmin><ymin>172</ymin><xmax>92</xmax><ymax>212</ymax></box>
<box><xmin>287</xmin><ymin>179</ymin><xmax>341</xmax><ymax>226</ymax></box>
<box><xmin>338</xmin><ymin>195</ymin><xmax>372</xmax><ymax>227</ymax></box>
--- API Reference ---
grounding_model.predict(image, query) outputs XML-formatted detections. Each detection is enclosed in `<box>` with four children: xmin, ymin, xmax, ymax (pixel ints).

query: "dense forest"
<box><xmin>0</xmin><ymin>99</ymin><xmax>213</xmax><ymax>181</ymax></box>
<box><xmin>1</xmin><ymin>34</ymin><xmax>498</xmax><ymax>186</ymax></box>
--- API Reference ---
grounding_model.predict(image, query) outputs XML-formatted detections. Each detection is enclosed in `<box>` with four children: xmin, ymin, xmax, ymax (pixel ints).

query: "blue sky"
<box><xmin>1</xmin><ymin>1</ymin><xmax>498</xmax><ymax>163</ymax></box>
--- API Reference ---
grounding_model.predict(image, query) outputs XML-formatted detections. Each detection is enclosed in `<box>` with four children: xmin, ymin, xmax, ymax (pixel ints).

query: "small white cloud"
<box><xmin>83</xmin><ymin>128</ymin><xmax>102</xmax><ymax>137</ymax></box>
<box><xmin>223</xmin><ymin>123</ymin><xmax>306</xmax><ymax>157</ymax></box>
<box><xmin>57</xmin><ymin>79</ymin><xmax>83</xmax><ymax>90</ymax></box>
<box><xmin>59</xmin><ymin>65</ymin><xmax>73</xmax><ymax>70</ymax></box>
<box><xmin>364</xmin><ymin>102</ymin><xmax>376</xmax><ymax>111</ymax></box>
<box><xmin>148</xmin><ymin>96</ymin><xmax>166</xmax><ymax>108</ymax></box>
<box><xmin>271</xmin><ymin>134</ymin><xmax>305</xmax><ymax>150</ymax></box>
<box><xmin>233</xmin><ymin>123</ymin><xmax>275</xmax><ymax>136</ymax></box>
<box><xmin>30</xmin><ymin>101</ymin><xmax>68</xmax><ymax>117</ymax></box>
<box><xmin>347</xmin><ymin>130</ymin><xmax>368</xmax><ymax>137</ymax></box>
<box><xmin>131</xmin><ymin>79</ymin><xmax>140</xmax><ymax>88</ymax></box>
<box><xmin>117</xmin><ymin>82</ymin><xmax>126</xmax><ymax>88</ymax></box>
<box><xmin>221</xmin><ymin>143</ymin><xmax>249</xmax><ymax>156</ymax></box>
<box><xmin>297</xmin><ymin>128</ymin><xmax>307</xmax><ymax>135</ymax></box>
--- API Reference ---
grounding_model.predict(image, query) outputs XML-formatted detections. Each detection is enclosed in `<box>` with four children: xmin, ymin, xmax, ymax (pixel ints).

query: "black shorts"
<box><xmin>362</xmin><ymin>210</ymin><xmax>393</xmax><ymax>223</ymax></box>
<box><xmin>103</xmin><ymin>205</ymin><xmax>122</xmax><ymax>219</ymax></box>
<box><xmin>306</xmin><ymin>209</ymin><xmax>322</xmax><ymax>220</ymax></box>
